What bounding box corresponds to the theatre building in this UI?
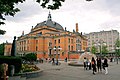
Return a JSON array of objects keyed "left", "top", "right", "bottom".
[{"left": 15, "top": 12, "right": 88, "bottom": 59}]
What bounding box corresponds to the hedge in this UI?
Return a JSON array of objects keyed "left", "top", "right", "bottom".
[{"left": 0, "top": 56, "right": 22, "bottom": 75}]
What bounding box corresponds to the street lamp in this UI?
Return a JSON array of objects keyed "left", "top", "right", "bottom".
[
  {"left": 115, "top": 47, "right": 120, "bottom": 64},
  {"left": 94, "top": 40, "right": 106, "bottom": 57},
  {"left": 53, "top": 47, "right": 62, "bottom": 65}
]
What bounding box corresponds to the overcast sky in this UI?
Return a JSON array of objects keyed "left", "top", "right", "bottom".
[{"left": 0, "top": 0, "right": 120, "bottom": 44}]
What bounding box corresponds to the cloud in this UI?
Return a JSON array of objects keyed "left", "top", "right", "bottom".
[
  {"left": 100, "top": 16, "right": 120, "bottom": 31},
  {"left": 0, "top": 0, "right": 120, "bottom": 44},
  {"left": 104, "top": 0, "right": 120, "bottom": 16},
  {"left": 5, "top": 0, "right": 47, "bottom": 22}
]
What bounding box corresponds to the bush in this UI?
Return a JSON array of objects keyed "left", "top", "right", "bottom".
[
  {"left": 24, "top": 53, "right": 37, "bottom": 61},
  {"left": 0, "top": 56, "right": 22, "bottom": 75}
]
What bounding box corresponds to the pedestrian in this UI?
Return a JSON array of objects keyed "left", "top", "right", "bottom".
[
  {"left": 52, "top": 57, "right": 55, "bottom": 65},
  {"left": 103, "top": 57, "right": 108, "bottom": 74},
  {"left": 65, "top": 57, "right": 67, "bottom": 62},
  {"left": 86, "top": 59, "right": 89, "bottom": 70},
  {"left": 88, "top": 60, "right": 91, "bottom": 70},
  {"left": 83, "top": 57, "right": 87, "bottom": 70},
  {"left": 96, "top": 57, "right": 102, "bottom": 72},
  {"left": 101, "top": 58, "right": 105, "bottom": 70},
  {"left": 91, "top": 57, "right": 96, "bottom": 75}
]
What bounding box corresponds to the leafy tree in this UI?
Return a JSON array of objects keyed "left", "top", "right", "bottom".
[
  {"left": 0, "top": 43, "right": 5, "bottom": 55},
  {"left": 91, "top": 45, "right": 97, "bottom": 54},
  {"left": 24, "top": 53, "right": 37, "bottom": 61},
  {"left": 102, "top": 45, "right": 108, "bottom": 56},
  {"left": 0, "top": 29, "right": 6, "bottom": 35},
  {"left": 115, "top": 39, "right": 120, "bottom": 56},
  {"left": 114, "top": 38, "right": 120, "bottom": 64}
]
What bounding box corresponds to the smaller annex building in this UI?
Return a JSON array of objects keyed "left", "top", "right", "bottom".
[{"left": 5, "top": 12, "right": 88, "bottom": 60}]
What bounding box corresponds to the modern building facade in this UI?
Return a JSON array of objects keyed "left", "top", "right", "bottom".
[
  {"left": 15, "top": 12, "right": 87, "bottom": 59},
  {"left": 85, "top": 30, "right": 119, "bottom": 53}
]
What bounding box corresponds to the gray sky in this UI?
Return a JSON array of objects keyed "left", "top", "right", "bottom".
[{"left": 0, "top": 0, "right": 120, "bottom": 43}]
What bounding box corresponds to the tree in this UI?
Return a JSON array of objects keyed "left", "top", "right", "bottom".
[
  {"left": 115, "top": 39, "right": 120, "bottom": 56},
  {"left": 0, "top": 29, "right": 6, "bottom": 35},
  {"left": 91, "top": 45, "right": 97, "bottom": 54},
  {"left": 24, "top": 53, "right": 37, "bottom": 61},
  {"left": 102, "top": 45, "right": 108, "bottom": 56},
  {"left": 0, "top": 43, "right": 5, "bottom": 55},
  {"left": 114, "top": 38, "right": 120, "bottom": 64}
]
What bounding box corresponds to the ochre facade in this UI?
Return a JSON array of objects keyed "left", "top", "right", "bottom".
[
  {"left": 4, "top": 43, "right": 12, "bottom": 56},
  {"left": 6, "top": 12, "right": 88, "bottom": 60}
]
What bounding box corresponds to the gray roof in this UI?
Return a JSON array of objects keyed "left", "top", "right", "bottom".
[{"left": 34, "top": 12, "right": 64, "bottom": 31}]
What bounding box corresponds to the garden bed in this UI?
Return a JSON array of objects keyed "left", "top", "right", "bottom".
[
  {"left": 18, "top": 69, "right": 43, "bottom": 78},
  {"left": 15, "top": 64, "right": 43, "bottom": 78}
]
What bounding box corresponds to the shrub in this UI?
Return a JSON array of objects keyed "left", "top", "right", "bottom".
[
  {"left": 24, "top": 53, "right": 37, "bottom": 61},
  {"left": 0, "top": 56, "right": 22, "bottom": 75}
]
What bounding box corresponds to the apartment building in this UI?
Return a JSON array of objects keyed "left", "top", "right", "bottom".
[{"left": 85, "top": 30, "right": 119, "bottom": 53}]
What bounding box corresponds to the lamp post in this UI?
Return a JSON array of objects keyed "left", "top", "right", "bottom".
[
  {"left": 53, "top": 47, "right": 62, "bottom": 65},
  {"left": 94, "top": 40, "right": 106, "bottom": 57},
  {"left": 115, "top": 47, "right": 120, "bottom": 64}
]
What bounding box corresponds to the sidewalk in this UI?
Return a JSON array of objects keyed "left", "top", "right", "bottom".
[{"left": 27, "top": 61, "right": 120, "bottom": 80}]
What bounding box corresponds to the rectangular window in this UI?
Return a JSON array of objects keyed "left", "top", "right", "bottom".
[
  {"left": 58, "top": 46, "right": 60, "bottom": 51},
  {"left": 58, "top": 39, "right": 60, "bottom": 43},
  {"left": 54, "top": 46, "right": 56, "bottom": 51},
  {"left": 68, "top": 38, "right": 70, "bottom": 43},
  {"left": 62, "top": 52, "right": 64, "bottom": 56},
  {"left": 71, "top": 46, "right": 73, "bottom": 51},
  {"left": 36, "top": 46, "right": 38, "bottom": 51},
  {"left": 68, "top": 45, "right": 70, "bottom": 51},
  {"left": 54, "top": 40, "right": 56, "bottom": 44},
  {"left": 49, "top": 42, "right": 52, "bottom": 46}
]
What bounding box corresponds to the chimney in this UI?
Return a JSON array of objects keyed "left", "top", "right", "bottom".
[{"left": 76, "top": 23, "right": 78, "bottom": 32}]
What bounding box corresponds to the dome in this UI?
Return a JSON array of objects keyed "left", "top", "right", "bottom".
[{"left": 34, "top": 12, "right": 64, "bottom": 31}]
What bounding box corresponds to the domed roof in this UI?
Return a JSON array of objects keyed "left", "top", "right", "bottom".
[{"left": 34, "top": 12, "right": 64, "bottom": 31}]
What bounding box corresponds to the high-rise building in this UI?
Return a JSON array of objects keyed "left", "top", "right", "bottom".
[{"left": 85, "top": 30, "right": 119, "bottom": 53}]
